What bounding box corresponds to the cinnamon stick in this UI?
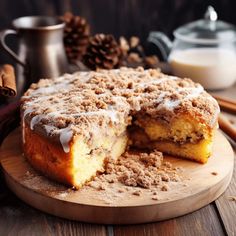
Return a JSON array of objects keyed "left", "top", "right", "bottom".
[
  {"left": 0, "top": 64, "right": 16, "bottom": 97},
  {"left": 212, "top": 95, "right": 236, "bottom": 106},
  {"left": 212, "top": 94, "right": 236, "bottom": 115},
  {"left": 218, "top": 114, "right": 236, "bottom": 142}
]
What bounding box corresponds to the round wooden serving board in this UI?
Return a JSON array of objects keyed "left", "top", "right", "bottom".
[{"left": 0, "top": 128, "right": 234, "bottom": 224}]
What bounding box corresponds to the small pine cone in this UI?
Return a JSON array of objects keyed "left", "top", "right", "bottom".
[
  {"left": 61, "top": 12, "right": 90, "bottom": 63},
  {"left": 119, "top": 36, "right": 130, "bottom": 57},
  {"left": 119, "top": 36, "right": 146, "bottom": 68},
  {"left": 144, "top": 55, "right": 160, "bottom": 68},
  {"left": 83, "top": 34, "right": 121, "bottom": 70},
  {"left": 119, "top": 36, "right": 145, "bottom": 59},
  {"left": 119, "top": 36, "right": 160, "bottom": 69}
]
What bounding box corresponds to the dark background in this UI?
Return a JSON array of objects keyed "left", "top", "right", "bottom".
[{"left": 0, "top": 0, "right": 236, "bottom": 64}]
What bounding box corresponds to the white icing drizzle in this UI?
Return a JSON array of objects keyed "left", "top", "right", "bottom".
[
  {"left": 106, "top": 109, "right": 118, "bottom": 123},
  {"left": 156, "top": 85, "right": 204, "bottom": 111},
  {"left": 22, "top": 107, "right": 35, "bottom": 143},
  {"left": 78, "top": 71, "right": 91, "bottom": 83},
  {"left": 22, "top": 68, "right": 218, "bottom": 153},
  {"left": 59, "top": 126, "right": 73, "bottom": 153},
  {"left": 205, "top": 96, "right": 221, "bottom": 126},
  {"left": 158, "top": 99, "right": 181, "bottom": 110},
  {"left": 73, "top": 109, "right": 119, "bottom": 123},
  {"left": 23, "top": 107, "right": 35, "bottom": 119},
  {"left": 139, "top": 76, "right": 178, "bottom": 87},
  {"left": 30, "top": 82, "right": 71, "bottom": 96},
  {"left": 30, "top": 115, "right": 44, "bottom": 130},
  {"left": 156, "top": 92, "right": 166, "bottom": 104}
]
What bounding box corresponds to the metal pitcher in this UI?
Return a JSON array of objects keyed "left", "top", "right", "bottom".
[{"left": 0, "top": 16, "right": 69, "bottom": 96}]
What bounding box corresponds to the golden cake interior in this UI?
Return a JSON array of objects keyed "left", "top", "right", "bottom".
[
  {"left": 130, "top": 114, "right": 214, "bottom": 164},
  {"left": 21, "top": 68, "right": 219, "bottom": 188}
]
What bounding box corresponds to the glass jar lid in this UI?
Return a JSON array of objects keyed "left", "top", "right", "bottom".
[{"left": 174, "top": 6, "right": 236, "bottom": 44}]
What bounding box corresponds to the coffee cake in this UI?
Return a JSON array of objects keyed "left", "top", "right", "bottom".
[{"left": 21, "top": 67, "right": 220, "bottom": 188}]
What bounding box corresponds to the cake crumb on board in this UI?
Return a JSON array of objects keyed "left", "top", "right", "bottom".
[
  {"left": 152, "top": 196, "right": 159, "bottom": 201},
  {"left": 132, "top": 190, "right": 142, "bottom": 196},
  {"left": 228, "top": 196, "right": 236, "bottom": 202},
  {"left": 86, "top": 149, "right": 184, "bottom": 202},
  {"left": 211, "top": 171, "right": 218, "bottom": 176},
  {"left": 21, "top": 149, "right": 185, "bottom": 205}
]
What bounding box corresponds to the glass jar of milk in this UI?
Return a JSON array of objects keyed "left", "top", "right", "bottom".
[{"left": 148, "top": 6, "right": 236, "bottom": 90}]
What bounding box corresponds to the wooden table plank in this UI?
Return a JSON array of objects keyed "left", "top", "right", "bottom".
[
  {"left": 113, "top": 204, "right": 225, "bottom": 236},
  {"left": 0, "top": 172, "right": 106, "bottom": 236},
  {"left": 211, "top": 83, "right": 236, "bottom": 235},
  {"left": 215, "top": 149, "right": 236, "bottom": 236}
]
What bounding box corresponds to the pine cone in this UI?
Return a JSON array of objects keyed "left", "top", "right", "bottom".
[
  {"left": 61, "top": 12, "right": 90, "bottom": 63},
  {"left": 119, "top": 36, "right": 160, "bottom": 69},
  {"left": 144, "top": 55, "right": 160, "bottom": 68},
  {"left": 119, "top": 36, "right": 146, "bottom": 68},
  {"left": 83, "top": 34, "right": 121, "bottom": 70},
  {"left": 119, "top": 36, "right": 145, "bottom": 58}
]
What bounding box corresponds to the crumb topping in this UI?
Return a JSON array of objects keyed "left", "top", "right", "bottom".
[
  {"left": 21, "top": 67, "right": 219, "bottom": 152},
  {"left": 88, "top": 150, "right": 182, "bottom": 191}
]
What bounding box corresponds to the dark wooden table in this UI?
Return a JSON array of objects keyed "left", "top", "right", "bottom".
[{"left": 0, "top": 89, "right": 236, "bottom": 236}]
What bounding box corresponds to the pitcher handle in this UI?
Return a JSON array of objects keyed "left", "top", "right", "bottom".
[
  {"left": 0, "top": 29, "right": 26, "bottom": 67},
  {"left": 147, "top": 32, "right": 173, "bottom": 61}
]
